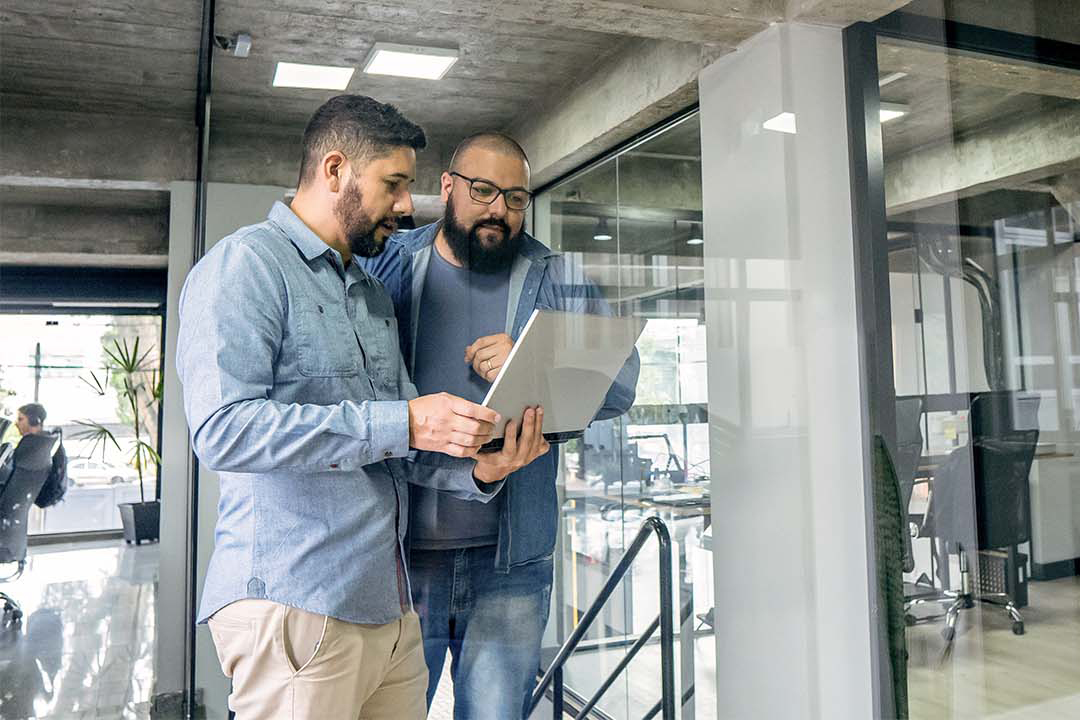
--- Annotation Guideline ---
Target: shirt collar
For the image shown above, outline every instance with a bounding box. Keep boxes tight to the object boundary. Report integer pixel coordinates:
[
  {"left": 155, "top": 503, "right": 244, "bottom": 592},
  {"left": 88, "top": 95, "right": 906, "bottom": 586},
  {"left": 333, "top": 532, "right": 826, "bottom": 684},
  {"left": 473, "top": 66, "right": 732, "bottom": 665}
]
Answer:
[{"left": 268, "top": 201, "right": 336, "bottom": 263}]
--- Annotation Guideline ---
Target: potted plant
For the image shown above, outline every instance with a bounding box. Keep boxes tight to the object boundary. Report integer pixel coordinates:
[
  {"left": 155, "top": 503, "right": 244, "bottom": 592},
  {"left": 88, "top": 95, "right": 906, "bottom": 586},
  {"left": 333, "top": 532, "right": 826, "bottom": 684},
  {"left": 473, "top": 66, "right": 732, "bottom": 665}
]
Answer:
[{"left": 76, "top": 337, "right": 162, "bottom": 544}]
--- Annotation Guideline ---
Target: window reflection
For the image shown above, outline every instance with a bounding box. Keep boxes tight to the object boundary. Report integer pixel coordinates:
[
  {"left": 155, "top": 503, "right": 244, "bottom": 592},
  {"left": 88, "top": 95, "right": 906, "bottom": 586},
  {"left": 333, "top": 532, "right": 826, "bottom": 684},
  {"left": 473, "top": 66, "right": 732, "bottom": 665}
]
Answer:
[{"left": 537, "top": 113, "right": 715, "bottom": 718}]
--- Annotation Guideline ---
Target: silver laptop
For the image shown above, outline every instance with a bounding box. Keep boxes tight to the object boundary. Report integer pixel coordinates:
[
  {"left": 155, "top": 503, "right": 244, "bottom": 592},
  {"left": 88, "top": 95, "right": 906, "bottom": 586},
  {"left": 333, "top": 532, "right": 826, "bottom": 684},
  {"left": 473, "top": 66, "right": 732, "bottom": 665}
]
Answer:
[{"left": 480, "top": 309, "right": 645, "bottom": 451}]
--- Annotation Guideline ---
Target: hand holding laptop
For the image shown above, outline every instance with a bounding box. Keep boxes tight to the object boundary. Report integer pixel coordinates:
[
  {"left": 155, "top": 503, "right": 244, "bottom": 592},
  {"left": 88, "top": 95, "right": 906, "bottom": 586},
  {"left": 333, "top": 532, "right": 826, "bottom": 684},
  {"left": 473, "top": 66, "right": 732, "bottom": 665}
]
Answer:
[
  {"left": 473, "top": 406, "right": 551, "bottom": 482},
  {"left": 478, "top": 310, "right": 646, "bottom": 449},
  {"left": 466, "top": 332, "right": 514, "bottom": 383}
]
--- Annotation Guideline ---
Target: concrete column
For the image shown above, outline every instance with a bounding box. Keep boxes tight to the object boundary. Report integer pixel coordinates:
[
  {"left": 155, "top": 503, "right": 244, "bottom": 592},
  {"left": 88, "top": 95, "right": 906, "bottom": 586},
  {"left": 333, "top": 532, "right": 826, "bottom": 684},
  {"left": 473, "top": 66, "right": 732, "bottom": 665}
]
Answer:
[
  {"left": 699, "top": 23, "right": 877, "bottom": 719},
  {"left": 155, "top": 182, "right": 290, "bottom": 714}
]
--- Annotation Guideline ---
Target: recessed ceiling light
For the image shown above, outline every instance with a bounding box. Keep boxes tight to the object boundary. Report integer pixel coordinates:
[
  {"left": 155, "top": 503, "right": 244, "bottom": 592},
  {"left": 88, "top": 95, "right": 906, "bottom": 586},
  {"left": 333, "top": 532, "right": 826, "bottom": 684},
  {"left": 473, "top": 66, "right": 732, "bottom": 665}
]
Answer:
[
  {"left": 687, "top": 222, "right": 704, "bottom": 246},
  {"left": 273, "top": 62, "right": 355, "bottom": 90},
  {"left": 763, "top": 112, "right": 797, "bottom": 135},
  {"left": 593, "top": 217, "right": 613, "bottom": 241},
  {"left": 363, "top": 43, "right": 459, "bottom": 80},
  {"left": 880, "top": 102, "right": 909, "bottom": 123}
]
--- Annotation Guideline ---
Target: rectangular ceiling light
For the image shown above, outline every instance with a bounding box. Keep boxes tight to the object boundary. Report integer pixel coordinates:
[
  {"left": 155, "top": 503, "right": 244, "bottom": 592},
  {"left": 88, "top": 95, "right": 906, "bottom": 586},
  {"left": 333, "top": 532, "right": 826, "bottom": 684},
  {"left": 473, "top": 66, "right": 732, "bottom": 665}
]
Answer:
[
  {"left": 879, "top": 71, "right": 908, "bottom": 87},
  {"left": 52, "top": 301, "right": 161, "bottom": 308},
  {"left": 880, "top": 102, "right": 910, "bottom": 123},
  {"left": 363, "top": 42, "right": 459, "bottom": 80},
  {"left": 273, "top": 61, "right": 355, "bottom": 90},
  {"left": 763, "top": 112, "right": 797, "bottom": 135}
]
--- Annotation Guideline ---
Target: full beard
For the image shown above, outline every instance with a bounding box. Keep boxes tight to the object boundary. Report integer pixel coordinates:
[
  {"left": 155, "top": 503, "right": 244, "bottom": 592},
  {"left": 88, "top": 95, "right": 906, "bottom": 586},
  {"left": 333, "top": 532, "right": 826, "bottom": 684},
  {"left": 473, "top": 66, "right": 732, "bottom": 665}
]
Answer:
[
  {"left": 442, "top": 199, "right": 523, "bottom": 274},
  {"left": 335, "top": 180, "right": 384, "bottom": 258}
]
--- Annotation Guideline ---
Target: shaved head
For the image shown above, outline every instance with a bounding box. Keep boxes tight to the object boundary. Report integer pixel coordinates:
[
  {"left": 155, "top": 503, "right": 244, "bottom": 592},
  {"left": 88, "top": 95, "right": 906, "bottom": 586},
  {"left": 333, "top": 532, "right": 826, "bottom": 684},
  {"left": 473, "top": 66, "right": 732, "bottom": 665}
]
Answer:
[{"left": 449, "top": 132, "right": 530, "bottom": 176}]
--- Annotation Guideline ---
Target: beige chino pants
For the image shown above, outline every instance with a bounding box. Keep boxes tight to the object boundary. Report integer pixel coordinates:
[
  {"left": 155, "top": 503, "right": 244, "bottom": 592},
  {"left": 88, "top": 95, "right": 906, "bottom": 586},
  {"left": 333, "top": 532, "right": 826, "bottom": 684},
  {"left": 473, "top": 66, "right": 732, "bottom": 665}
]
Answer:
[{"left": 207, "top": 599, "right": 428, "bottom": 720}]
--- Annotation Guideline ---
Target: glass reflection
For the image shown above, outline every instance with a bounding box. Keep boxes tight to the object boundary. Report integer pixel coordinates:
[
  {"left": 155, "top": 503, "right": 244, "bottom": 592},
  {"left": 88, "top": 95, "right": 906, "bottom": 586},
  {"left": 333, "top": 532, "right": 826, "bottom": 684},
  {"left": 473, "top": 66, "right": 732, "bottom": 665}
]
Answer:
[
  {"left": 539, "top": 113, "right": 714, "bottom": 718},
  {"left": 879, "top": 4, "right": 1080, "bottom": 716}
]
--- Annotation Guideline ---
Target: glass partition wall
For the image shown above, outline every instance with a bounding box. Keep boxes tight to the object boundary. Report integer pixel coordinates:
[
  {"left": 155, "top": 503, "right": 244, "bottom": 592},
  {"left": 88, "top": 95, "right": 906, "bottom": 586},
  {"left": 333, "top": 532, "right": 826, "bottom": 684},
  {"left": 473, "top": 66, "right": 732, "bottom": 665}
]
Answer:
[
  {"left": 534, "top": 113, "right": 714, "bottom": 718},
  {"left": 862, "top": 2, "right": 1080, "bottom": 717}
]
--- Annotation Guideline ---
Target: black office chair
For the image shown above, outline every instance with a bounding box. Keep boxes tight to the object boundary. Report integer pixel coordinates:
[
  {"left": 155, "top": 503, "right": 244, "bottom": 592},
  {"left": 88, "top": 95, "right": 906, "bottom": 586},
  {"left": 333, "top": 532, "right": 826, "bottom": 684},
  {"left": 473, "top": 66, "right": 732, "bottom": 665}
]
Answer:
[
  {"left": 0, "top": 432, "right": 59, "bottom": 627},
  {"left": 927, "top": 392, "right": 1039, "bottom": 646},
  {"left": 894, "top": 397, "right": 925, "bottom": 574}
]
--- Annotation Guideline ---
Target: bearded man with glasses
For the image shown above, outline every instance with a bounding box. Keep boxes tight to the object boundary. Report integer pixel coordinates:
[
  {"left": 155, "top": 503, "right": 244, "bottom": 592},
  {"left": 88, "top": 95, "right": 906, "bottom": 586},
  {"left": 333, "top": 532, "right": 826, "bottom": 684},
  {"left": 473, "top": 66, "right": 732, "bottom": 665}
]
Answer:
[{"left": 360, "top": 132, "right": 640, "bottom": 719}]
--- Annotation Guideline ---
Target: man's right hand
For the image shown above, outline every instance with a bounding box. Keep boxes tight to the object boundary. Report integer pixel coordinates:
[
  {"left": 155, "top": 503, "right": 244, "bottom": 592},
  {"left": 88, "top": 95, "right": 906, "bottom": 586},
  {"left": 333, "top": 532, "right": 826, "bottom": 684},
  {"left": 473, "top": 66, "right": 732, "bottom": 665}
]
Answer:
[{"left": 407, "top": 393, "right": 500, "bottom": 458}]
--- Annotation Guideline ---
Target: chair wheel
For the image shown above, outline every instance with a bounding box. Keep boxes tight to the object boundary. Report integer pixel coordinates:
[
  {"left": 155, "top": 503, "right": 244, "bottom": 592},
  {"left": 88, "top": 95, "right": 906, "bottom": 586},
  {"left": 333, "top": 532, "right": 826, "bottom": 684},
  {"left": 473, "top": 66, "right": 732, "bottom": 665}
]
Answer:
[
  {"left": 941, "top": 626, "right": 955, "bottom": 642},
  {"left": 10, "top": 609, "right": 21, "bottom": 622},
  {"left": 962, "top": 596, "right": 974, "bottom": 609},
  {"left": 904, "top": 614, "right": 917, "bottom": 627},
  {"left": 1012, "top": 621, "right": 1024, "bottom": 635}
]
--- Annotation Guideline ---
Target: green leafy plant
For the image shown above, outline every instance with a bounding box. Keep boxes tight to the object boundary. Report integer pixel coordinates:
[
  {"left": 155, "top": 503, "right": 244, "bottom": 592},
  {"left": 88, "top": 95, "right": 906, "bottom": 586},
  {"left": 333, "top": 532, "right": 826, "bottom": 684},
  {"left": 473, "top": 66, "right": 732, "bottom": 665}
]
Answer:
[{"left": 76, "top": 338, "right": 162, "bottom": 504}]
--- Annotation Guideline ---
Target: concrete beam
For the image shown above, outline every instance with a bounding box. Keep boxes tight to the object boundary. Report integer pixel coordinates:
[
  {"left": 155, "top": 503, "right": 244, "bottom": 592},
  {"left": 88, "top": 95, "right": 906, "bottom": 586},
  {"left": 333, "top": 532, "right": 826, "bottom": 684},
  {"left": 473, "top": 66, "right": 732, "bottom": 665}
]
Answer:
[
  {"left": 0, "top": 203, "right": 168, "bottom": 267},
  {"left": 885, "top": 104, "right": 1080, "bottom": 213},
  {"left": 1, "top": 109, "right": 450, "bottom": 194},
  {"left": 878, "top": 41, "right": 1080, "bottom": 102},
  {"left": 509, "top": 39, "right": 721, "bottom": 187},
  {"left": 1049, "top": 171, "right": 1080, "bottom": 224},
  {"left": 548, "top": 154, "right": 703, "bottom": 210},
  {"left": 785, "top": 0, "right": 908, "bottom": 25},
  {"left": 0, "top": 110, "right": 196, "bottom": 184}
]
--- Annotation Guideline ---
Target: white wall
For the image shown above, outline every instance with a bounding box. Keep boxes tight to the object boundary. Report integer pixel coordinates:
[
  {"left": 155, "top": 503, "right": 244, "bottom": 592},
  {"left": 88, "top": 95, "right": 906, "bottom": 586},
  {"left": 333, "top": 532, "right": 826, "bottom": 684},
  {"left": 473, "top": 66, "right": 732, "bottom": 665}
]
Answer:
[
  {"left": 700, "top": 24, "right": 877, "bottom": 719},
  {"left": 155, "top": 182, "right": 290, "bottom": 709}
]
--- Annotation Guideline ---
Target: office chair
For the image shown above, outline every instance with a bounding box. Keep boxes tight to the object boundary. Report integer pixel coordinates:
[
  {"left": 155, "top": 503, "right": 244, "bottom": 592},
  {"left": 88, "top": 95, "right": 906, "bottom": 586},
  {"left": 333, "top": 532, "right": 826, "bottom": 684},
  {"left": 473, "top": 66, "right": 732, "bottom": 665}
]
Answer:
[
  {"left": 0, "top": 432, "right": 59, "bottom": 628},
  {"left": 894, "top": 397, "right": 925, "bottom": 573},
  {"left": 927, "top": 392, "right": 1039, "bottom": 647}
]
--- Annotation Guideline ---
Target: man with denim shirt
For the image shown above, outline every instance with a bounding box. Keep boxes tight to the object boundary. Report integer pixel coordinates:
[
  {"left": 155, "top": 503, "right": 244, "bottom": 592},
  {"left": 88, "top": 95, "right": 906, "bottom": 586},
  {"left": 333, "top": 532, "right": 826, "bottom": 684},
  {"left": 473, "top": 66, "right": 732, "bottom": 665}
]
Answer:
[
  {"left": 361, "top": 132, "right": 639, "bottom": 719},
  {"left": 177, "top": 98, "right": 548, "bottom": 719}
]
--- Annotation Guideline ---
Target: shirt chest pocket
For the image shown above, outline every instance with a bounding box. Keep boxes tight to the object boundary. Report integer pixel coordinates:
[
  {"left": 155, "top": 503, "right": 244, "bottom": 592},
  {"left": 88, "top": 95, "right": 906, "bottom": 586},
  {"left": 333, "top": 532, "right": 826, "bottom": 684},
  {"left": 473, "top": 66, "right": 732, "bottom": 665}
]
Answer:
[
  {"left": 295, "top": 305, "right": 362, "bottom": 378},
  {"left": 359, "top": 310, "right": 402, "bottom": 391}
]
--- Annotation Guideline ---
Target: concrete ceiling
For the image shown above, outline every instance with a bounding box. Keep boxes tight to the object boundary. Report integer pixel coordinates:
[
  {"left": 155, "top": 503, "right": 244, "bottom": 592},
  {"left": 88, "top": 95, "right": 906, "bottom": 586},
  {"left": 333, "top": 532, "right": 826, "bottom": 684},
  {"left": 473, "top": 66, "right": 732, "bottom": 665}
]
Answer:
[
  {"left": 0, "top": 0, "right": 915, "bottom": 270},
  {"left": 1, "top": 0, "right": 784, "bottom": 134}
]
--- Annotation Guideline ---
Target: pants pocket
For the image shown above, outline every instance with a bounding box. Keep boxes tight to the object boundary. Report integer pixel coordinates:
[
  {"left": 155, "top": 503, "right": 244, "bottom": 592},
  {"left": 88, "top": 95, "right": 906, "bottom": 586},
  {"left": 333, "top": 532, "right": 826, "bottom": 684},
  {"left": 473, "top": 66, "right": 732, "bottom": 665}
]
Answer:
[
  {"left": 280, "top": 604, "right": 330, "bottom": 675},
  {"left": 207, "top": 613, "right": 253, "bottom": 679}
]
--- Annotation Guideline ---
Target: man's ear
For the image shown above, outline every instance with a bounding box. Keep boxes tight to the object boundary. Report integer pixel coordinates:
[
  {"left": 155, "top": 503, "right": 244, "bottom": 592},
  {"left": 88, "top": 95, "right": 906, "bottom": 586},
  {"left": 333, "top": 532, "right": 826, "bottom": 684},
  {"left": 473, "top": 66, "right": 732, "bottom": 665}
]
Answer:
[
  {"left": 440, "top": 171, "right": 453, "bottom": 203},
  {"left": 322, "top": 151, "right": 347, "bottom": 193}
]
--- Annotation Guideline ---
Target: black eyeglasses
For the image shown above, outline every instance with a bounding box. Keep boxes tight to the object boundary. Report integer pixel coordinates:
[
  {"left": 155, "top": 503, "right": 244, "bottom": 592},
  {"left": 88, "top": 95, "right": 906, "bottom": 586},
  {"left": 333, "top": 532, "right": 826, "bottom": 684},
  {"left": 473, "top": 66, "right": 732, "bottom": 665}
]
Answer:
[{"left": 449, "top": 172, "right": 533, "bottom": 211}]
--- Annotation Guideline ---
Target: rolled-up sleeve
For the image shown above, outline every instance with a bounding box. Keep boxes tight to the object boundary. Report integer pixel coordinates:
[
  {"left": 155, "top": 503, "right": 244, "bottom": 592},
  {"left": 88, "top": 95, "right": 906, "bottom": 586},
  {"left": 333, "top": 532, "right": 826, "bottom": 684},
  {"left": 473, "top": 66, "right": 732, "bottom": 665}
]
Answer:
[{"left": 176, "top": 238, "right": 411, "bottom": 473}]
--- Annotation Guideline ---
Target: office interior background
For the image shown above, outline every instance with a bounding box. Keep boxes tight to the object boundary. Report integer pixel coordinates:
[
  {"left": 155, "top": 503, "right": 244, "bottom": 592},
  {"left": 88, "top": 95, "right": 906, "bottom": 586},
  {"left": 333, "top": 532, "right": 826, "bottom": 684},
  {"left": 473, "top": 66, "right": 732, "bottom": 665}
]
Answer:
[{"left": 1, "top": 0, "right": 1078, "bottom": 718}]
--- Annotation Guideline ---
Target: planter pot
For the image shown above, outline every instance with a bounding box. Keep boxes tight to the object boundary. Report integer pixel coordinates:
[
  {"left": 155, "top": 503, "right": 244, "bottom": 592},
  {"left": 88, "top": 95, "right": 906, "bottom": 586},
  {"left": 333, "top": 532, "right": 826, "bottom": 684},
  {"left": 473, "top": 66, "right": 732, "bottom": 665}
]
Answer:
[{"left": 119, "top": 501, "right": 160, "bottom": 545}]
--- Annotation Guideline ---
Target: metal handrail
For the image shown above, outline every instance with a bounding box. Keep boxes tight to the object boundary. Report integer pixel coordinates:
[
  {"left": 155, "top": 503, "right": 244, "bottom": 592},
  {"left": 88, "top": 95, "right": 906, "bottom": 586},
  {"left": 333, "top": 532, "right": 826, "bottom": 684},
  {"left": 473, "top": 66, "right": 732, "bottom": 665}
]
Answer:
[{"left": 528, "top": 516, "right": 675, "bottom": 719}]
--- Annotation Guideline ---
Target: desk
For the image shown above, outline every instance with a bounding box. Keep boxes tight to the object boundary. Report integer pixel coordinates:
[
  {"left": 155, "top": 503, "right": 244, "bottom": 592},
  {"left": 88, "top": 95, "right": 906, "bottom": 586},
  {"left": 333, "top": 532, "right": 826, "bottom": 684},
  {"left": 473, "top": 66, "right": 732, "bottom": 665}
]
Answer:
[{"left": 1029, "top": 455, "right": 1080, "bottom": 574}]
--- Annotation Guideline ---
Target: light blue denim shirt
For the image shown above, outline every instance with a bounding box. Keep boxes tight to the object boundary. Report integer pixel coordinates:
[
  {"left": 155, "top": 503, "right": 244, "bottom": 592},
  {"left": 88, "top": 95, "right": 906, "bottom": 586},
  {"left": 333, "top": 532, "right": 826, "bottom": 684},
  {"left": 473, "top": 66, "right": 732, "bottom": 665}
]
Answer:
[{"left": 178, "top": 201, "right": 499, "bottom": 625}]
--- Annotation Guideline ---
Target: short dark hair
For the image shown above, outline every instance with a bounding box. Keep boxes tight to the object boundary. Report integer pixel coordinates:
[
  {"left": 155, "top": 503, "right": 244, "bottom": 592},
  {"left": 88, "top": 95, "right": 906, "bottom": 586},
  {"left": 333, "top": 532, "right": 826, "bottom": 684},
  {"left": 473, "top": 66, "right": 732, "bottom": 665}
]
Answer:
[
  {"left": 298, "top": 95, "right": 428, "bottom": 187},
  {"left": 449, "top": 132, "right": 530, "bottom": 174},
  {"left": 18, "top": 403, "right": 46, "bottom": 427}
]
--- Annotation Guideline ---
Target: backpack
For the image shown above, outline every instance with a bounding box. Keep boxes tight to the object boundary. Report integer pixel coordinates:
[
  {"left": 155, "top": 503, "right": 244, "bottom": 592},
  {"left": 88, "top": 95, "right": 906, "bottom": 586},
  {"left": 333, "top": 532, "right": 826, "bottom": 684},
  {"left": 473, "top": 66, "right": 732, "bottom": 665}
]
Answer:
[{"left": 34, "top": 430, "right": 68, "bottom": 509}]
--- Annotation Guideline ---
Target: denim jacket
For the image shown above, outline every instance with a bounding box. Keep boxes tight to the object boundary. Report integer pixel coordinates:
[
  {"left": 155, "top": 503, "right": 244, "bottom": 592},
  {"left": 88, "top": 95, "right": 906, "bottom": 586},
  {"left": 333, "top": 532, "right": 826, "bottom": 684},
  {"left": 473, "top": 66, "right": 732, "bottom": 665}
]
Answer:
[
  {"left": 178, "top": 203, "right": 499, "bottom": 625},
  {"left": 360, "top": 222, "right": 640, "bottom": 571}
]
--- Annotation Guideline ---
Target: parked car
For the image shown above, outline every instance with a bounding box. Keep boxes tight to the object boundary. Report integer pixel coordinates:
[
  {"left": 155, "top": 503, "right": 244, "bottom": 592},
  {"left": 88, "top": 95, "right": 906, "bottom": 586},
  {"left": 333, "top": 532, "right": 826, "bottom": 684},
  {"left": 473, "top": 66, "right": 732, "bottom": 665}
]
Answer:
[{"left": 67, "top": 457, "right": 138, "bottom": 486}]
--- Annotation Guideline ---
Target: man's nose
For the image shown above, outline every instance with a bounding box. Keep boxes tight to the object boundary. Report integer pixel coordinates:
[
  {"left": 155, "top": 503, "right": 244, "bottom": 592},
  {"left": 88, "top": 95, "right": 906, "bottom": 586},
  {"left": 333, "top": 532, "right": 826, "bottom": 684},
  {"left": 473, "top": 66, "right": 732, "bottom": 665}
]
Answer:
[
  {"left": 395, "top": 191, "right": 415, "bottom": 217},
  {"left": 486, "top": 193, "right": 508, "bottom": 218}
]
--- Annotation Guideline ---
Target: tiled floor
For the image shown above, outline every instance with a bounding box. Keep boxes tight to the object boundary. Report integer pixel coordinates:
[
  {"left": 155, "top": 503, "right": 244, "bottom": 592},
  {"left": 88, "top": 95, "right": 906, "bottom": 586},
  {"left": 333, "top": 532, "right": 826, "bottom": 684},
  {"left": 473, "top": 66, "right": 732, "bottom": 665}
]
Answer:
[{"left": 0, "top": 539, "right": 157, "bottom": 720}]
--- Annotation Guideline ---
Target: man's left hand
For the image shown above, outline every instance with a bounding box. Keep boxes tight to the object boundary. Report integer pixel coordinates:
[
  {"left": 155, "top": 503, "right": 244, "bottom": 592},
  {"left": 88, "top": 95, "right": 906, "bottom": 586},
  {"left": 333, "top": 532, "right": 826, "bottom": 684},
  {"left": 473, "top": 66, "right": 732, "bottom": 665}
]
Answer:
[
  {"left": 473, "top": 407, "right": 550, "bottom": 484},
  {"left": 465, "top": 333, "right": 514, "bottom": 383}
]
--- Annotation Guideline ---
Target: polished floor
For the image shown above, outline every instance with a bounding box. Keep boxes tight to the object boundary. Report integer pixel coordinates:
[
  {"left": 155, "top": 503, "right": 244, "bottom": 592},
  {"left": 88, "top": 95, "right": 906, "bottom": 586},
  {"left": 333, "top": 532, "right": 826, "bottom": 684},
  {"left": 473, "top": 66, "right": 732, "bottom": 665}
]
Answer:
[
  {"left": 0, "top": 539, "right": 157, "bottom": 720},
  {"left": 907, "top": 575, "right": 1080, "bottom": 720},
  {"left": 3, "top": 539, "right": 1077, "bottom": 719}
]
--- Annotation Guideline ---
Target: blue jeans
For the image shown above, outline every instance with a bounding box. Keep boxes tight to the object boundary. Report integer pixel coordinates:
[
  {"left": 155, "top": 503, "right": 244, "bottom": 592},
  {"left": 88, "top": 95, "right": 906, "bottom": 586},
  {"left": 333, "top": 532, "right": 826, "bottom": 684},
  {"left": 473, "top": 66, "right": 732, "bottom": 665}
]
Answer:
[{"left": 409, "top": 546, "right": 553, "bottom": 720}]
